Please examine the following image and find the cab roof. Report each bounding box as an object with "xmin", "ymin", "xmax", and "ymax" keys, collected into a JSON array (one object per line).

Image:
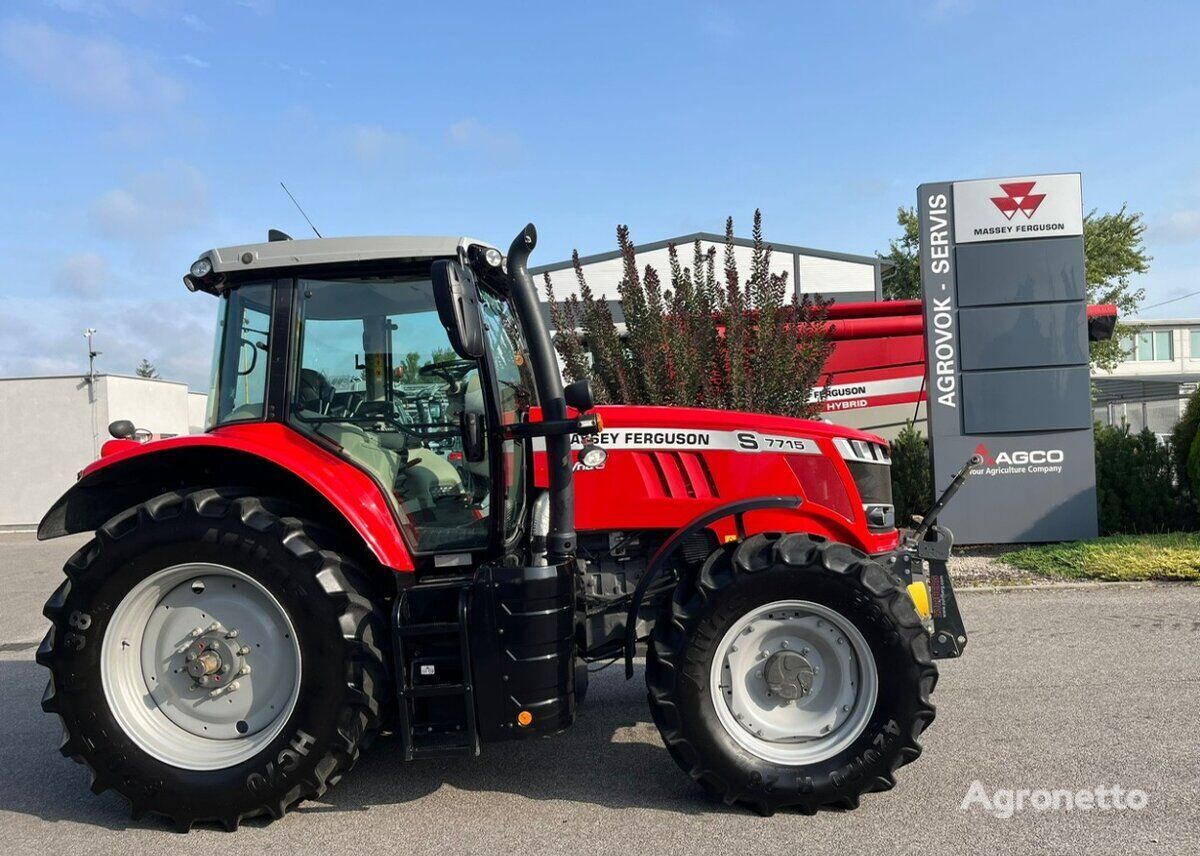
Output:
[{"xmin": 202, "ymin": 235, "xmax": 496, "ymax": 275}]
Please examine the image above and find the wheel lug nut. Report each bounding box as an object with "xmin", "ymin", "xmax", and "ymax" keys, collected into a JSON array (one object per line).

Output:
[
  {"xmin": 238, "ymin": 646, "xmax": 251, "ymax": 656},
  {"xmin": 208, "ymin": 622, "xmax": 220, "ymax": 632},
  {"xmin": 225, "ymin": 629, "xmax": 239, "ymax": 639},
  {"xmin": 190, "ymin": 626, "xmax": 204, "ymax": 637},
  {"xmin": 238, "ymin": 665, "xmax": 251, "ymax": 676},
  {"xmin": 781, "ymin": 640, "xmax": 789, "ymax": 648}
]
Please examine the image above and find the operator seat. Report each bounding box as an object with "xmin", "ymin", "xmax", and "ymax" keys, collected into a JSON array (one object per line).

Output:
[{"xmin": 296, "ymin": 368, "xmax": 335, "ymax": 415}]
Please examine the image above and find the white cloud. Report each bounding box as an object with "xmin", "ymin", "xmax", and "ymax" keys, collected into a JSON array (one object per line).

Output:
[
  {"xmin": 237, "ymin": 0, "xmax": 275, "ymax": 16},
  {"xmin": 1157, "ymin": 210, "xmax": 1200, "ymax": 244},
  {"xmin": 446, "ymin": 118, "xmax": 520, "ymax": 160},
  {"xmin": 348, "ymin": 124, "xmax": 407, "ymax": 165},
  {"xmin": 0, "ymin": 19, "xmax": 183, "ymax": 112},
  {"xmin": 56, "ymin": 252, "xmax": 111, "ymax": 297},
  {"xmin": 0, "ymin": 295, "xmax": 216, "ymax": 388},
  {"xmin": 180, "ymin": 53, "xmax": 209, "ymax": 68},
  {"xmin": 700, "ymin": 6, "xmax": 741, "ymax": 41},
  {"xmin": 91, "ymin": 162, "xmax": 209, "ymax": 244},
  {"xmin": 181, "ymin": 13, "xmax": 211, "ymax": 32}
]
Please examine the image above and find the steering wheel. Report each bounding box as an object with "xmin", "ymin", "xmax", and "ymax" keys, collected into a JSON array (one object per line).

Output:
[
  {"xmin": 418, "ymin": 358, "xmax": 476, "ymax": 391},
  {"xmin": 352, "ymin": 400, "xmax": 432, "ymax": 442}
]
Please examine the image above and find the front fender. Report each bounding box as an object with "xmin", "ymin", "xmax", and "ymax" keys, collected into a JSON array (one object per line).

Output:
[{"xmin": 38, "ymin": 422, "xmax": 414, "ymax": 572}]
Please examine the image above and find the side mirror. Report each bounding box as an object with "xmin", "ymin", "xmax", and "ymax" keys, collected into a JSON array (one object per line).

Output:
[
  {"xmin": 431, "ymin": 259, "xmax": 486, "ymax": 360},
  {"xmin": 563, "ymin": 379, "xmax": 594, "ymax": 413},
  {"xmin": 108, "ymin": 420, "xmax": 136, "ymax": 439}
]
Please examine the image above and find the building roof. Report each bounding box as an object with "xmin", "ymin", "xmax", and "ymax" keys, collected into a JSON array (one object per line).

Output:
[
  {"xmin": 530, "ymin": 231, "xmax": 888, "ymax": 275},
  {"xmin": 1125, "ymin": 317, "xmax": 1200, "ymax": 328},
  {"xmin": 200, "ymin": 235, "xmax": 497, "ymax": 275}
]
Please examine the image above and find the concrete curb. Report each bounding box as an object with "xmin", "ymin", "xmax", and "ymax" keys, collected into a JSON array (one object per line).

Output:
[{"xmin": 958, "ymin": 579, "xmax": 1200, "ymax": 593}]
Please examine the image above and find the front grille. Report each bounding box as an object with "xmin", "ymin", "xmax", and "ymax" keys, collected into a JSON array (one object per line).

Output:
[
  {"xmin": 834, "ymin": 437, "xmax": 894, "ymax": 530},
  {"xmin": 846, "ymin": 461, "xmax": 893, "ymax": 506}
]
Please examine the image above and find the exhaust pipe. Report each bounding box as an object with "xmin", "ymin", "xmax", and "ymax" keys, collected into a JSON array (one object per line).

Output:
[{"xmin": 506, "ymin": 224, "xmax": 576, "ymax": 564}]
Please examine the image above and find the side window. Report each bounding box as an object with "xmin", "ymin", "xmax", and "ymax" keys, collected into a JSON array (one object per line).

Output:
[
  {"xmin": 480, "ymin": 294, "xmax": 535, "ymax": 537},
  {"xmin": 214, "ymin": 282, "xmax": 272, "ymax": 424}
]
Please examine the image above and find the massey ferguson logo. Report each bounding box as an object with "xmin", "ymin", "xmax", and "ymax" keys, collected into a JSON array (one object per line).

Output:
[
  {"xmin": 990, "ymin": 181, "xmax": 1046, "ymax": 220},
  {"xmin": 973, "ymin": 443, "xmax": 1064, "ymax": 475}
]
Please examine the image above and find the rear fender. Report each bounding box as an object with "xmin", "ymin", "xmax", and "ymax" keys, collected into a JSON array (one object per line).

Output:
[{"xmin": 37, "ymin": 423, "xmax": 414, "ymax": 573}]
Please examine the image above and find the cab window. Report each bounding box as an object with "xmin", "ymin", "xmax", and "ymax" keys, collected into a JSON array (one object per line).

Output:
[{"xmin": 289, "ymin": 275, "xmax": 517, "ymax": 554}]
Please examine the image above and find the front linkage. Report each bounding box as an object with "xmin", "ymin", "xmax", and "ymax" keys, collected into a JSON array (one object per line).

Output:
[{"xmin": 884, "ymin": 452, "xmax": 983, "ymax": 660}]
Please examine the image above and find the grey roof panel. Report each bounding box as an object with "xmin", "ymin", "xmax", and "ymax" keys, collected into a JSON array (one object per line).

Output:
[
  {"xmin": 202, "ymin": 235, "xmax": 496, "ymax": 274},
  {"xmin": 530, "ymin": 231, "xmax": 886, "ymax": 274}
]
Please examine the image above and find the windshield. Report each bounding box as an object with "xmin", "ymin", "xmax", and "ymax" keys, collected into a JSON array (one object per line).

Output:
[{"xmin": 288, "ymin": 274, "xmax": 531, "ymax": 554}]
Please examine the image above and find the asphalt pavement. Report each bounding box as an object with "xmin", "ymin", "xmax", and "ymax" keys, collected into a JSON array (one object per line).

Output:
[{"xmin": 1, "ymin": 532, "xmax": 1197, "ymax": 855}]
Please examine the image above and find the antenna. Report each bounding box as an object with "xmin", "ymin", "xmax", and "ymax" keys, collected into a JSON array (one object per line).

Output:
[{"xmin": 280, "ymin": 181, "xmax": 323, "ymax": 238}]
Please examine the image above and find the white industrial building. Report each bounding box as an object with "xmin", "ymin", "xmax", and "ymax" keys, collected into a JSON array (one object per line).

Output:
[
  {"xmin": 533, "ymin": 232, "xmax": 885, "ymax": 314},
  {"xmin": 1093, "ymin": 318, "xmax": 1200, "ymax": 435},
  {"xmin": 0, "ymin": 375, "xmax": 206, "ymax": 529}
]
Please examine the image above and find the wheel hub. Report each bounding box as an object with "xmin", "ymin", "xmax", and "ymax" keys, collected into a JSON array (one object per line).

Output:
[
  {"xmin": 710, "ymin": 599, "xmax": 879, "ymax": 766},
  {"xmin": 101, "ymin": 563, "xmax": 302, "ymax": 771},
  {"xmin": 180, "ymin": 627, "xmax": 250, "ymax": 693},
  {"xmin": 763, "ymin": 650, "xmax": 815, "ymax": 701}
]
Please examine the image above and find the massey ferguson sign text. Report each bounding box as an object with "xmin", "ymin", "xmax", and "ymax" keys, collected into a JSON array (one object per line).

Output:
[{"xmin": 953, "ymin": 173, "xmax": 1083, "ymax": 244}]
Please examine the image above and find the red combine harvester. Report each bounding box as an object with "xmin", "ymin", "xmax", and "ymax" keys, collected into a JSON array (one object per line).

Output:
[
  {"xmin": 814, "ymin": 298, "xmax": 1119, "ymax": 439},
  {"xmin": 36, "ymin": 225, "xmax": 978, "ymax": 830}
]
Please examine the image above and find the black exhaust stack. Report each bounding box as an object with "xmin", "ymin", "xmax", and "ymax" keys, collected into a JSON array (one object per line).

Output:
[{"xmin": 505, "ymin": 224, "xmax": 575, "ymax": 563}]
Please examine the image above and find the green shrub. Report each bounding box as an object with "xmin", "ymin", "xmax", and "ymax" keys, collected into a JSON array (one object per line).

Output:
[
  {"xmin": 1094, "ymin": 423, "xmax": 1194, "ymax": 534},
  {"xmin": 1170, "ymin": 387, "xmax": 1200, "ymax": 501},
  {"xmin": 889, "ymin": 422, "xmax": 931, "ymax": 527}
]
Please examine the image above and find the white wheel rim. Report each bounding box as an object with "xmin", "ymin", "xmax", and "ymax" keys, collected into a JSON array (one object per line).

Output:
[
  {"xmin": 101, "ymin": 563, "xmax": 302, "ymax": 771},
  {"xmin": 709, "ymin": 599, "xmax": 878, "ymax": 766}
]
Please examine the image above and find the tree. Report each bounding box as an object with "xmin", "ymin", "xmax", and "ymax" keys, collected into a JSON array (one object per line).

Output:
[
  {"xmin": 880, "ymin": 204, "xmax": 1149, "ymax": 368},
  {"xmin": 398, "ymin": 348, "xmax": 458, "ymax": 384},
  {"xmin": 135, "ymin": 358, "xmax": 158, "ymax": 379},
  {"xmin": 878, "ymin": 207, "xmax": 921, "ymax": 301},
  {"xmin": 545, "ymin": 211, "xmax": 833, "ymax": 419},
  {"xmin": 1084, "ymin": 205, "xmax": 1150, "ymax": 371}
]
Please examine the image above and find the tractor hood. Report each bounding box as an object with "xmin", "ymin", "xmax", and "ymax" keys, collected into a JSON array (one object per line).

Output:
[{"xmin": 587, "ymin": 404, "xmax": 890, "ymax": 447}]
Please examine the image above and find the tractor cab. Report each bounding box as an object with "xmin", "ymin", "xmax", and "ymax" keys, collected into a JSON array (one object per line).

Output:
[{"xmin": 187, "ymin": 231, "xmax": 579, "ymax": 566}]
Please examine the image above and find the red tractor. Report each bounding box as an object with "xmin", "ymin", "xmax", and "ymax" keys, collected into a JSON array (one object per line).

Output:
[{"xmin": 36, "ymin": 225, "xmax": 973, "ymax": 830}]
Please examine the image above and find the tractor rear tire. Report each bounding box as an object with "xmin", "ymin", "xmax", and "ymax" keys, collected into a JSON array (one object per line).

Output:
[
  {"xmin": 37, "ymin": 488, "xmax": 388, "ymax": 831},
  {"xmin": 646, "ymin": 533, "xmax": 936, "ymax": 815}
]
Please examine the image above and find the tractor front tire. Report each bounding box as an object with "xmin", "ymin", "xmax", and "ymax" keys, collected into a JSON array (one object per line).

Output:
[
  {"xmin": 37, "ymin": 488, "xmax": 388, "ymax": 831},
  {"xmin": 646, "ymin": 533, "xmax": 936, "ymax": 815}
]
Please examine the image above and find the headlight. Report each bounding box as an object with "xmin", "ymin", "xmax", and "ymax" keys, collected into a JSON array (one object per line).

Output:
[
  {"xmin": 579, "ymin": 444, "xmax": 607, "ymax": 469},
  {"xmin": 190, "ymin": 258, "xmax": 213, "ymax": 278},
  {"xmin": 483, "ymin": 247, "xmax": 503, "ymax": 268}
]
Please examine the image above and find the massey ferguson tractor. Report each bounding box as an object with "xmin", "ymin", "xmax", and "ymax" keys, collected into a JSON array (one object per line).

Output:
[{"xmin": 36, "ymin": 224, "xmax": 974, "ymax": 830}]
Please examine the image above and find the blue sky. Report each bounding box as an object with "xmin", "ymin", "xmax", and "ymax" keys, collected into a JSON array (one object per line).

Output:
[{"xmin": 1, "ymin": 0, "xmax": 1197, "ymax": 389}]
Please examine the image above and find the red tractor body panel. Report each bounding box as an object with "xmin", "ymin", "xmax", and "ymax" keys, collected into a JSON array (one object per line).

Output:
[
  {"xmin": 75, "ymin": 423, "xmax": 416, "ymax": 571},
  {"xmin": 535, "ymin": 404, "xmax": 899, "ymax": 555}
]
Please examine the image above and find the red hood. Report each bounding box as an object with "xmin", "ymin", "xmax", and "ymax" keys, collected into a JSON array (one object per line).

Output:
[{"xmin": 592, "ymin": 404, "xmax": 889, "ymax": 446}]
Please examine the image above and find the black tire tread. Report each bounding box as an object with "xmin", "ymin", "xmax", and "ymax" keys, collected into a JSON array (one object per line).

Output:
[
  {"xmin": 38, "ymin": 488, "xmax": 389, "ymax": 831},
  {"xmin": 645, "ymin": 532, "xmax": 937, "ymax": 815}
]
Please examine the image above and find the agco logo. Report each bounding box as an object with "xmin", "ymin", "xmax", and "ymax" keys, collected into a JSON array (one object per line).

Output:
[
  {"xmin": 974, "ymin": 443, "xmax": 1064, "ymax": 474},
  {"xmin": 990, "ymin": 181, "xmax": 1046, "ymax": 220}
]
